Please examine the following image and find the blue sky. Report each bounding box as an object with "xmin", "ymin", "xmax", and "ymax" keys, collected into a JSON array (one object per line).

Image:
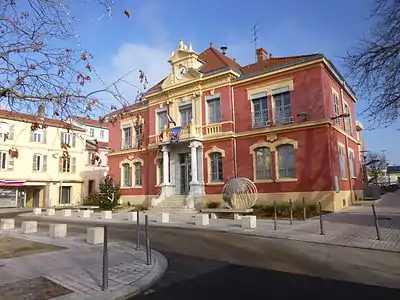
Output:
[{"xmin": 66, "ymin": 0, "xmax": 399, "ymax": 164}]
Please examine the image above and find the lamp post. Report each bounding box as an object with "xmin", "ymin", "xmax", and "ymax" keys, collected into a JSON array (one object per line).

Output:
[{"xmin": 330, "ymin": 113, "xmax": 354, "ymax": 204}]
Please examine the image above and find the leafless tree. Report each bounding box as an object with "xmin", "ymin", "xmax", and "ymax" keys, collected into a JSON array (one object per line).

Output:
[
  {"xmin": 0, "ymin": 0, "xmax": 145, "ymax": 122},
  {"xmin": 343, "ymin": 0, "xmax": 400, "ymax": 127},
  {"xmin": 366, "ymin": 151, "xmax": 388, "ymax": 183}
]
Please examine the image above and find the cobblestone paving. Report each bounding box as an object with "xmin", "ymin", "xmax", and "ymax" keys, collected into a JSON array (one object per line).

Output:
[{"xmin": 0, "ymin": 230, "xmax": 166, "ymax": 300}]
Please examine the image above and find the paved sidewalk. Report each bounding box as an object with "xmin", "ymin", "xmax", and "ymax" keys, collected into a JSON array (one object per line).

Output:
[
  {"xmin": 20, "ymin": 191, "xmax": 400, "ymax": 253},
  {"xmin": 0, "ymin": 229, "xmax": 167, "ymax": 300}
]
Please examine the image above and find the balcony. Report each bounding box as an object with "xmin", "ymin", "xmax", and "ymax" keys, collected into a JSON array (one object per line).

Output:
[{"xmin": 157, "ymin": 123, "xmax": 202, "ymax": 143}]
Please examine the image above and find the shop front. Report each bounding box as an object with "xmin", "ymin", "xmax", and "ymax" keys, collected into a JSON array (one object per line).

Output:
[{"xmin": 0, "ymin": 181, "xmax": 26, "ymax": 208}]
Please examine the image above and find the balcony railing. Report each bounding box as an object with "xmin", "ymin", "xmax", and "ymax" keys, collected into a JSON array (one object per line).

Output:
[
  {"xmin": 156, "ymin": 123, "xmax": 202, "ymax": 143},
  {"xmin": 206, "ymin": 124, "xmax": 222, "ymax": 135},
  {"xmin": 274, "ymin": 105, "xmax": 293, "ymax": 124},
  {"xmin": 252, "ymin": 109, "xmax": 269, "ymax": 128}
]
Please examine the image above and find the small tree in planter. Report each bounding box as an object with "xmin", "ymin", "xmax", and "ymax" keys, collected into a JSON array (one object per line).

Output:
[{"xmin": 85, "ymin": 176, "xmax": 121, "ymax": 210}]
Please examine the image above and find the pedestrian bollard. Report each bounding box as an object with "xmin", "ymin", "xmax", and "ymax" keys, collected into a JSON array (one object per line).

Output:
[
  {"xmin": 273, "ymin": 201, "xmax": 277, "ymax": 230},
  {"xmin": 289, "ymin": 199, "xmax": 293, "ymax": 225},
  {"xmin": 136, "ymin": 210, "xmax": 140, "ymax": 250},
  {"xmin": 372, "ymin": 204, "xmax": 381, "ymax": 240},
  {"xmin": 319, "ymin": 202, "xmax": 325, "ymax": 235},
  {"xmin": 145, "ymin": 215, "xmax": 151, "ymax": 265},
  {"xmin": 302, "ymin": 197, "xmax": 307, "ymax": 221},
  {"xmin": 102, "ymin": 225, "xmax": 108, "ymax": 291}
]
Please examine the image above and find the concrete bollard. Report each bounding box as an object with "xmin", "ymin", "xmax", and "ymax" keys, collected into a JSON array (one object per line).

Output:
[
  {"xmin": 128, "ymin": 212, "xmax": 137, "ymax": 222},
  {"xmin": 241, "ymin": 216, "xmax": 257, "ymax": 229},
  {"xmin": 233, "ymin": 213, "xmax": 242, "ymax": 220},
  {"xmin": 22, "ymin": 221, "xmax": 38, "ymax": 234},
  {"xmin": 49, "ymin": 224, "xmax": 67, "ymax": 238},
  {"xmin": 33, "ymin": 208, "xmax": 42, "ymax": 215},
  {"xmin": 0, "ymin": 219, "xmax": 15, "ymax": 230},
  {"xmin": 158, "ymin": 212, "xmax": 169, "ymax": 224},
  {"xmin": 86, "ymin": 227, "xmax": 104, "ymax": 245},
  {"xmin": 62, "ymin": 209, "xmax": 71, "ymax": 217},
  {"xmin": 195, "ymin": 214, "xmax": 209, "ymax": 226},
  {"xmin": 210, "ymin": 213, "xmax": 218, "ymax": 220},
  {"xmin": 102, "ymin": 211, "xmax": 112, "ymax": 220},
  {"xmin": 89, "ymin": 210, "xmax": 94, "ymax": 215},
  {"xmin": 46, "ymin": 208, "xmax": 55, "ymax": 216},
  {"xmin": 80, "ymin": 210, "xmax": 91, "ymax": 218}
]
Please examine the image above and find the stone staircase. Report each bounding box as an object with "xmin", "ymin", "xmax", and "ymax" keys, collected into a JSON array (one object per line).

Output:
[{"xmin": 149, "ymin": 195, "xmax": 196, "ymax": 213}]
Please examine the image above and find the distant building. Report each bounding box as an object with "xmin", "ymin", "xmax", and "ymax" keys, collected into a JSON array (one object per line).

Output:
[
  {"xmin": 0, "ymin": 110, "xmax": 86, "ymax": 208},
  {"xmin": 70, "ymin": 116, "xmax": 109, "ymax": 198},
  {"xmin": 106, "ymin": 40, "xmax": 364, "ymax": 212}
]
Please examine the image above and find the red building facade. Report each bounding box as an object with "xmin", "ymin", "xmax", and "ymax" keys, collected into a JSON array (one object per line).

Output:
[{"xmin": 107, "ymin": 41, "xmax": 363, "ymax": 212}]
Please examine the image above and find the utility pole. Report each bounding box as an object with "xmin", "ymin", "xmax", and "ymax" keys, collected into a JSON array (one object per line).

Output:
[{"xmin": 251, "ymin": 24, "xmax": 259, "ymax": 62}]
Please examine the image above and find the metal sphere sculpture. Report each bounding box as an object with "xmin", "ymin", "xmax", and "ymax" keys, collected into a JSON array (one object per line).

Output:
[{"xmin": 222, "ymin": 177, "xmax": 258, "ymax": 209}]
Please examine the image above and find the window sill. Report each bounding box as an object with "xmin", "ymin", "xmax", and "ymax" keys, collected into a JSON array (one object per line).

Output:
[
  {"xmin": 133, "ymin": 186, "xmax": 142, "ymax": 189},
  {"xmin": 341, "ymin": 178, "xmax": 348, "ymax": 181},
  {"xmin": 275, "ymin": 178, "xmax": 298, "ymax": 183},
  {"xmin": 254, "ymin": 179, "xmax": 274, "ymax": 183},
  {"xmin": 120, "ymin": 186, "xmax": 131, "ymax": 189},
  {"xmin": 206, "ymin": 181, "xmax": 224, "ymax": 186}
]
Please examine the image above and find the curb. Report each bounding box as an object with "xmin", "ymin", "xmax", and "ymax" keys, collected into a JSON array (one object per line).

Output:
[
  {"xmin": 18, "ymin": 213, "xmax": 400, "ymax": 254},
  {"xmin": 115, "ymin": 249, "xmax": 168, "ymax": 300}
]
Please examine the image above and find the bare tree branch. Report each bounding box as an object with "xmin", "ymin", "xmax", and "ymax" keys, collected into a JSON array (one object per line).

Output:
[{"xmin": 343, "ymin": 0, "xmax": 400, "ymax": 128}]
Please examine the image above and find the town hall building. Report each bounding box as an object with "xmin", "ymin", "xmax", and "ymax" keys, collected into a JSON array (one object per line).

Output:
[{"xmin": 106, "ymin": 40, "xmax": 364, "ymax": 212}]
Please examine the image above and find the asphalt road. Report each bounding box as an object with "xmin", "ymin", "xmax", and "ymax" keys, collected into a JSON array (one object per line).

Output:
[{"xmin": 3, "ymin": 212, "xmax": 400, "ymax": 300}]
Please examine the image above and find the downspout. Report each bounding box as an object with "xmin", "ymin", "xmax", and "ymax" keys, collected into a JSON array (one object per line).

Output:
[{"xmin": 231, "ymin": 85, "xmax": 238, "ymax": 178}]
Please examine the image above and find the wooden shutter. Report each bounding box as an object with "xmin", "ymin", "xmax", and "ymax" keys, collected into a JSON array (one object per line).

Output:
[
  {"xmin": 72, "ymin": 134, "xmax": 76, "ymax": 147},
  {"xmin": 32, "ymin": 154, "xmax": 38, "ymax": 171},
  {"xmin": 60, "ymin": 132, "xmax": 65, "ymax": 144},
  {"xmin": 71, "ymin": 157, "xmax": 76, "ymax": 173},
  {"xmin": 42, "ymin": 128, "xmax": 47, "ymax": 144},
  {"xmin": 43, "ymin": 155, "xmax": 47, "ymax": 172},
  {"xmin": 30, "ymin": 131, "xmax": 34, "ymax": 142},
  {"xmin": 8, "ymin": 124, "xmax": 14, "ymax": 140},
  {"xmin": 59, "ymin": 157, "xmax": 63, "ymax": 172}
]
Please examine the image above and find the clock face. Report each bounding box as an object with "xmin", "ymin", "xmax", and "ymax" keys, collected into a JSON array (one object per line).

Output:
[{"xmin": 177, "ymin": 65, "xmax": 187, "ymax": 79}]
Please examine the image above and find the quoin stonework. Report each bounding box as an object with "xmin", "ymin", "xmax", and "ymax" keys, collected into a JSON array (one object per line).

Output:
[{"xmin": 107, "ymin": 40, "xmax": 364, "ymax": 212}]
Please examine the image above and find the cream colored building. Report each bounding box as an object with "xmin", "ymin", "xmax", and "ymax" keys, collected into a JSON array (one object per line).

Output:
[{"xmin": 0, "ymin": 110, "xmax": 86, "ymax": 208}]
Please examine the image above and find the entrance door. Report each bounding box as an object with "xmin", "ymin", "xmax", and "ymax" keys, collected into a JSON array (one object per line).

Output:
[
  {"xmin": 88, "ymin": 180, "xmax": 95, "ymax": 195},
  {"xmin": 179, "ymin": 153, "xmax": 191, "ymax": 195},
  {"xmin": 33, "ymin": 188, "xmax": 40, "ymax": 208}
]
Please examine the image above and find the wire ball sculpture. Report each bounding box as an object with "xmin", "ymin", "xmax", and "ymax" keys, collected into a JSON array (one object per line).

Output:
[{"xmin": 222, "ymin": 177, "xmax": 258, "ymax": 209}]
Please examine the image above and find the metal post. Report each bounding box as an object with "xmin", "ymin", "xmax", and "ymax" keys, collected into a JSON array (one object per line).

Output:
[
  {"xmin": 319, "ymin": 202, "xmax": 325, "ymax": 235},
  {"xmin": 273, "ymin": 201, "xmax": 277, "ymax": 230},
  {"xmin": 102, "ymin": 225, "xmax": 108, "ymax": 291},
  {"xmin": 289, "ymin": 198, "xmax": 293, "ymax": 225},
  {"xmin": 303, "ymin": 197, "xmax": 306, "ymax": 221},
  {"xmin": 372, "ymin": 204, "xmax": 381, "ymax": 240},
  {"xmin": 136, "ymin": 210, "xmax": 140, "ymax": 250},
  {"xmin": 145, "ymin": 215, "xmax": 151, "ymax": 265}
]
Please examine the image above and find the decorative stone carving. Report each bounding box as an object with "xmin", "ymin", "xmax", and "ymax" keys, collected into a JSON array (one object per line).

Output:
[{"xmin": 266, "ymin": 134, "xmax": 278, "ymax": 142}]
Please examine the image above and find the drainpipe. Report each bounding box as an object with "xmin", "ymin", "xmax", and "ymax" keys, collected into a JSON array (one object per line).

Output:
[{"xmin": 231, "ymin": 86, "xmax": 238, "ymax": 178}]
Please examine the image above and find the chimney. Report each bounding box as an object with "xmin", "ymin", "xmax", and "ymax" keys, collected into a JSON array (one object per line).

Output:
[
  {"xmin": 38, "ymin": 104, "xmax": 45, "ymax": 118},
  {"xmin": 256, "ymin": 48, "xmax": 268, "ymax": 62}
]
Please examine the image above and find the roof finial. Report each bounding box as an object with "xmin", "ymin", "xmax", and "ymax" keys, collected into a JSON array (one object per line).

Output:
[
  {"xmin": 209, "ymin": 42, "xmax": 213, "ymax": 47},
  {"xmin": 179, "ymin": 40, "xmax": 184, "ymax": 51},
  {"xmin": 188, "ymin": 43, "xmax": 193, "ymax": 51}
]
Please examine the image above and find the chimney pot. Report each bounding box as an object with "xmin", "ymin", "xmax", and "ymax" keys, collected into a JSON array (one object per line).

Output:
[{"xmin": 256, "ymin": 48, "xmax": 268, "ymax": 62}]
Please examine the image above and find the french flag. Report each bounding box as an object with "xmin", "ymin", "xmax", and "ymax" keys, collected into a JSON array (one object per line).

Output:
[{"xmin": 167, "ymin": 114, "xmax": 176, "ymax": 126}]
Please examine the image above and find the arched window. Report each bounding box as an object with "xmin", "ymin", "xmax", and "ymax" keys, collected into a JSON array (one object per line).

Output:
[
  {"xmin": 277, "ymin": 145, "xmax": 296, "ymax": 178},
  {"xmin": 255, "ymin": 147, "xmax": 272, "ymax": 179},
  {"xmin": 122, "ymin": 163, "xmax": 131, "ymax": 187},
  {"xmin": 134, "ymin": 162, "xmax": 142, "ymax": 187},
  {"xmin": 210, "ymin": 152, "xmax": 223, "ymax": 182}
]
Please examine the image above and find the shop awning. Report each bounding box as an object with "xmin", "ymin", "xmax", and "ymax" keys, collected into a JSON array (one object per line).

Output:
[{"xmin": 0, "ymin": 181, "xmax": 25, "ymax": 187}]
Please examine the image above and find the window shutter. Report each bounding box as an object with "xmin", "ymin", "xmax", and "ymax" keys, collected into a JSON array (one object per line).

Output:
[
  {"xmin": 8, "ymin": 124, "xmax": 14, "ymax": 140},
  {"xmin": 71, "ymin": 157, "xmax": 76, "ymax": 173},
  {"xmin": 60, "ymin": 132, "xmax": 64, "ymax": 144},
  {"xmin": 42, "ymin": 128, "xmax": 47, "ymax": 144},
  {"xmin": 72, "ymin": 134, "xmax": 76, "ymax": 147},
  {"xmin": 32, "ymin": 154, "xmax": 38, "ymax": 171},
  {"xmin": 43, "ymin": 155, "xmax": 47, "ymax": 172},
  {"xmin": 30, "ymin": 131, "xmax": 34, "ymax": 142},
  {"xmin": 59, "ymin": 157, "xmax": 63, "ymax": 172},
  {"xmin": 7, "ymin": 158, "xmax": 14, "ymax": 170}
]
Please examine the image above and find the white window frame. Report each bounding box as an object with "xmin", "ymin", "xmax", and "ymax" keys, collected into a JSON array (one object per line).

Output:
[
  {"xmin": 343, "ymin": 101, "xmax": 352, "ymax": 134},
  {"xmin": 89, "ymin": 128, "xmax": 95, "ymax": 137},
  {"xmin": 100, "ymin": 129, "xmax": 104, "ymax": 139},
  {"xmin": 206, "ymin": 94, "xmax": 222, "ymax": 124},
  {"xmin": 348, "ymin": 149, "xmax": 356, "ymax": 178},
  {"xmin": 122, "ymin": 163, "xmax": 131, "ymax": 187},
  {"xmin": 156, "ymin": 109, "xmax": 168, "ymax": 134},
  {"xmin": 61, "ymin": 157, "xmax": 71, "ymax": 173},
  {"xmin": 133, "ymin": 162, "xmax": 143, "ymax": 187},
  {"xmin": 33, "ymin": 130, "xmax": 42, "ymax": 143},
  {"xmin": 338, "ymin": 146, "xmax": 347, "ymax": 179},
  {"xmin": 33, "ymin": 154, "xmax": 42, "ymax": 172},
  {"xmin": 333, "ymin": 92, "xmax": 341, "ymax": 125},
  {"xmin": 63, "ymin": 133, "xmax": 72, "ymax": 146},
  {"xmin": 0, "ymin": 151, "xmax": 7, "ymax": 170}
]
